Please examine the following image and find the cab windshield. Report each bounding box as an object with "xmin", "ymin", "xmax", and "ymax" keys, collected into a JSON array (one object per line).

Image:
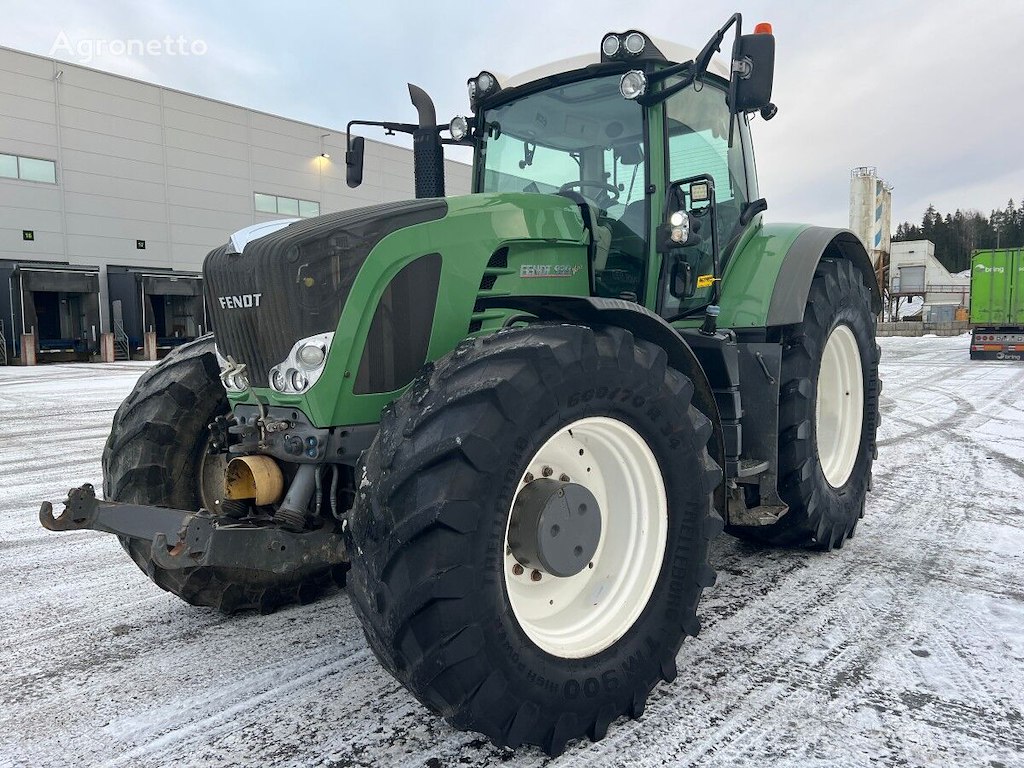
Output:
[{"xmin": 479, "ymin": 74, "xmax": 649, "ymax": 300}]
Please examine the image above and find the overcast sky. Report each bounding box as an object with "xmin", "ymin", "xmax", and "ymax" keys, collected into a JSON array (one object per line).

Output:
[{"xmin": 5, "ymin": 0, "xmax": 1023, "ymax": 228}]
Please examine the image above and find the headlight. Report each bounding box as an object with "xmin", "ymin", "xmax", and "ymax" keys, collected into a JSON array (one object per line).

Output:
[
  {"xmin": 270, "ymin": 368, "xmax": 287, "ymax": 392},
  {"xmin": 231, "ymin": 372, "xmax": 250, "ymax": 390},
  {"xmin": 289, "ymin": 368, "xmax": 308, "ymax": 392},
  {"xmin": 619, "ymin": 70, "xmax": 647, "ymax": 100},
  {"xmin": 297, "ymin": 343, "xmax": 326, "ymax": 369},
  {"xmin": 265, "ymin": 332, "xmax": 334, "ymax": 394},
  {"xmin": 449, "ymin": 115, "xmax": 469, "ymax": 141}
]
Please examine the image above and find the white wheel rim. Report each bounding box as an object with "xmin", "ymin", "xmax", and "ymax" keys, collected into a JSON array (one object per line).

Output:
[
  {"xmin": 503, "ymin": 416, "xmax": 668, "ymax": 659},
  {"xmin": 816, "ymin": 324, "xmax": 864, "ymax": 488}
]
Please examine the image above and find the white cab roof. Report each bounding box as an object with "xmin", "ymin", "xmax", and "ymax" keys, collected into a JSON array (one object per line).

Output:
[{"xmin": 500, "ymin": 39, "xmax": 730, "ymax": 91}]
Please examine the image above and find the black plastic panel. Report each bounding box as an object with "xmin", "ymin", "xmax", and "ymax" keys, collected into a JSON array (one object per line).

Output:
[
  {"xmin": 204, "ymin": 199, "xmax": 446, "ymax": 385},
  {"xmin": 354, "ymin": 252, "xmax": 442, "ymax": 394}
]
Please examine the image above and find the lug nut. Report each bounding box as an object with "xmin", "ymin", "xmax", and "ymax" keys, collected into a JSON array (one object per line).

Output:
[
  {"xmin": 512, "ymin": 563, "xmax": 524, "ymax": 576},
  {"xmin": 542, "ymin": 466, "xmax": 553, "ymax": 477},
  {"xmin": 523, "ymin": 472, "xmax": 534, "ymax": 484},
  {"xmin": 531, "ymin": 570, "xmax": 542, "ymax": 582},
  {"xmin": 559, "ymin": 473, "xmax": 570, "ymax": 482}
]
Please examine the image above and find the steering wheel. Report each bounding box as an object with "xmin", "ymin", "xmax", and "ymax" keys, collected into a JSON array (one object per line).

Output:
[{"xmin": 558, "ymin": 181, "xmax": 620, "ymax": 207}]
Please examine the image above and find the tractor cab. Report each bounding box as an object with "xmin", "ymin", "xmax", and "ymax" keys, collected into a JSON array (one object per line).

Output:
[{"xmin": 348, "ymin": 15, "xmax": 776, "ymax": 322}]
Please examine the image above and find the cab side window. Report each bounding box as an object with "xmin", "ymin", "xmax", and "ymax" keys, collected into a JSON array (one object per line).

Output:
[{"xmin": 665, "ymin": 82, "xmax": 750, "ymax": 250}]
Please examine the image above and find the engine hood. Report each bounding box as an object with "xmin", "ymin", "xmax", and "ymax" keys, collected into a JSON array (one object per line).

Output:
[{"xmin": 204, "ymin": 199, "xmax": 447, "ymax": 385}]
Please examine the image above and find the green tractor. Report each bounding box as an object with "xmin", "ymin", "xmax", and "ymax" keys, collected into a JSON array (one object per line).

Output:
[{"xmin": 41, "ymin": 14, "xmax": 881, "ymax": 756}]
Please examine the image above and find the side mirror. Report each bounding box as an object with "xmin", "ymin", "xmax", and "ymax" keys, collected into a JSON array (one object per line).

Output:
[
  {"xmin": 656, "ymin": 210, "xmax": 701, "ymax": 252},
  {"xmin": 346, "ymin": 136, "xmax": 365, "ymax": 188},
  {"xmin": 669, "ymin": 258, "xmax": 696, "ymax": 299},
  {"xmin": 732, "ymin": 32, "xmax": 775, "ymax": 112}
]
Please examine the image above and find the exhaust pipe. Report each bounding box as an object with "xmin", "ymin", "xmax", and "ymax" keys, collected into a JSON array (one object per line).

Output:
[{"xmin": 408, "ymin": 83, "xmax": 445, "ymax": 199}]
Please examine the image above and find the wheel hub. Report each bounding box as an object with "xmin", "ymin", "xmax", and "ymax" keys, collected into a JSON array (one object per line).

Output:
[
  {"xmin": 816, "ymin": 323, "xmax": 864, "ymax": 488},
  {"xmin": 508, "ymin": 478, "xmax": 601, "ymax": 578},
  {"xmin": 503, "ymin": 416, "xmax": 668, "ymax": 659}
]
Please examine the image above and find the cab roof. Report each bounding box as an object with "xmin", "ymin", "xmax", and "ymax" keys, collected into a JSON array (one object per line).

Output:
[{"xmin": 500, "ymin": 40, "xmax": 730, "ymax": 91}]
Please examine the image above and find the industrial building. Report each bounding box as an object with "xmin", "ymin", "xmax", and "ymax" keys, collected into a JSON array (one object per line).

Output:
[
  {"xmin": 887, "ymin": 239, "xmax": 970, "ymax": 322},
  {"xmin": 0, "ymin": 46, "xmax": 470, "ymax": 364}
]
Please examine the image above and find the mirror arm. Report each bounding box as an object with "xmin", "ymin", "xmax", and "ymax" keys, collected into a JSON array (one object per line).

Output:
[
  {"xmin": 637, "ymin": 71, "xmax": 696, "ymax": 107},
  {"xmin": 345, "ymin": 119, "xmax": 418, "ymax": 151},
  {"xmin": 645, "ymin": 58, "xmax": 694, "ymax": 86},
  {"xmin": 639, "ymin": 13, "xmax": 744, "ymax": 109},
  {"xmin": 726, "ymin": 16, "xmax": 744, "ymax": 147}
]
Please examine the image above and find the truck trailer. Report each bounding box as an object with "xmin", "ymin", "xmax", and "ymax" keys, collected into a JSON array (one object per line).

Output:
[{"xmin": 970, "ymin": 248, "xmax": 1024, "ymax": 361}]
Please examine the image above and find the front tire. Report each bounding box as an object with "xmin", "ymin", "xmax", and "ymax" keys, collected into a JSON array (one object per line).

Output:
[
  {"xmin": 102, "ymin": 336, "xmax": 346, "ymax": 613},
  {"xmin": 346, "ymin": 325, "xmax": 722, "ymax": 755}
]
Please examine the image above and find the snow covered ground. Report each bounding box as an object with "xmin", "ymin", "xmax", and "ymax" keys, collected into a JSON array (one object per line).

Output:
[{"xmin": 1, "ymin": 335, "xmax": 1022, "ymax": 767}]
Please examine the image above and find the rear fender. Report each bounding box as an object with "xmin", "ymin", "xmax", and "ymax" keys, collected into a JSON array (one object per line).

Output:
[{"xmin": 715, "ymin": 223, "xmax": 882, "ymax": 330}]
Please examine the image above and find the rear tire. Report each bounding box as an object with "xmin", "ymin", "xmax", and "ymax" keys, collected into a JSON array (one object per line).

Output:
[
  {"xmin": 346, "ymin": 325, "xmax": 723, "ymax": 755},
  {"xmin": 102, "ymin": 336, "xmax": 346, "ymax": 613},
  {"xmin": 740, "ymin": 258, "xmax": 880, "ymax": 549}
]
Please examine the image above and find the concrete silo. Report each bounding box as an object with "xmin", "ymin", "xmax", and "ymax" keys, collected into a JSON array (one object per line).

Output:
[{"xmin": 849, "ymin": 166, "xmax": 893, "ymax": 296}]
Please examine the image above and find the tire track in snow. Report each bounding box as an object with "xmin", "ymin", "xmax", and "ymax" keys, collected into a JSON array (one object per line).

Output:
[{"xmin": 2, "ymin": 336, "xmax": 1023, "ymax": 768}]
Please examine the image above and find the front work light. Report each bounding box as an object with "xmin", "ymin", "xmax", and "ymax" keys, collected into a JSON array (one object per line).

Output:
[
  {"xmin": 449, "ymin": 115, "xmax": 469, "ymax": 141},
  {"xmin": 468, "ymin": 71, "xmax": 501, "ymax": 110},
  {"xmin": 601, "ymin": 34, "xmax": 621, "ymax": 57},
  {"xmin": 623, "ymin": 32, "xmax": 646, "ymax": 55},
  {"xmin": 619, "ymin": 70, "xmax": 647, "ymax": 100}
]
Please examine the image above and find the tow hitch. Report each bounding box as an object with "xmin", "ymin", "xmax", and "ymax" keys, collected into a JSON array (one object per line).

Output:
[{"xmin": 40, "ymin": 484, "xmax": 347, "ymax": 575}]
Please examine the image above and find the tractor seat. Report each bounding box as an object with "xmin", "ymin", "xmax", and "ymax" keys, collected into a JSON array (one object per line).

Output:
[{"xmin": 618, "ymin": 199, "xmax": 647, "ymax": 239}]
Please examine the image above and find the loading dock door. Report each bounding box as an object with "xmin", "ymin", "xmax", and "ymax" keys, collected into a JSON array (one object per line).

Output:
[
  {"xmin": 141, "ymin": 276, "xmax": 204, "ymax": 345},
  {"xmin": 19, "ymin": 269, "xmax": 100, "ymax": 354}
]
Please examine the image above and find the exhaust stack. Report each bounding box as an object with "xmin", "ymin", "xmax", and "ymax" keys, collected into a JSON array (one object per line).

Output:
[{"xmin": 408, "ymin": 83, "xmax": 445, "ymax": 199}]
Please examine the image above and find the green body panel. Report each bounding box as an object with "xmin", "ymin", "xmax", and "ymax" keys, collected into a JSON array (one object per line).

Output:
[
  {"xmin": 226, "ymin": 203, "xmax": 814, "ymax": 428},
  {"xmin": 672, "ymin": 221, "xmax": 809, "ymax": 330},
  {"xmin": 970, "ymin": 249, "xmax": 1024, "ymax": 326},
  {"xmin": 228, "ymin": 192, "xmax": 590, "ymax": 428}
]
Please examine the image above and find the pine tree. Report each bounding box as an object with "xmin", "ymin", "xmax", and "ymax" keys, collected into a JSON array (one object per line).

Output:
[{"xmin": 892, "ymin": 200, "xmax": 1024, "ymax": 268}]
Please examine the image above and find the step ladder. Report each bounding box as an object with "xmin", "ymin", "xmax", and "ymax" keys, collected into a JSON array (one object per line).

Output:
[{"xmin": 113, "ymin": 320, "xmax": 131, "ymax": 361}]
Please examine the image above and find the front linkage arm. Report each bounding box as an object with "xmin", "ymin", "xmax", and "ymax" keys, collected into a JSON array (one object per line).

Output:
[{"xmin": 40, "ymin": 484, "xmax": 346, "ymax": 575}]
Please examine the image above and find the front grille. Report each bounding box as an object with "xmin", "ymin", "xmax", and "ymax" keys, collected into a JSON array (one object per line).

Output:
[{"xmin": 204, "ymin": 199, "xmax": 446, "ymax": 384}]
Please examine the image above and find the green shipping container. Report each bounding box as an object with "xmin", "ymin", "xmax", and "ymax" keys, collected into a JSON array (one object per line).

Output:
[{"xmin": 970, "ymin": 248, "xmax": 1024, "ymax": 327}]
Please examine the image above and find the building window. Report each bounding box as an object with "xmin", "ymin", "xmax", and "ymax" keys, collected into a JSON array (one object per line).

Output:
[
  {"xmin": 253, "ymin": 192, "xmax": 320, "ymax": 218},
  {"xmin": 254, "ymin": 192, "xmax": 278, "ymax": 213},
  {"xmin": 0, "ymin": 153, "xmax": 57, "ymax": 183}
]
